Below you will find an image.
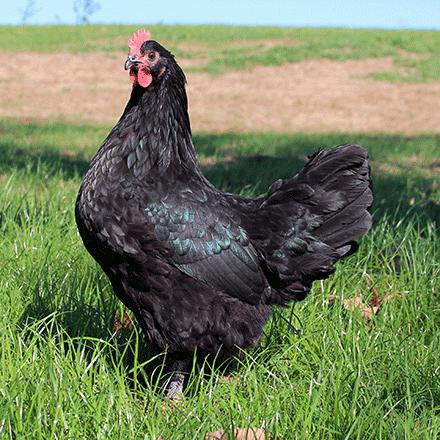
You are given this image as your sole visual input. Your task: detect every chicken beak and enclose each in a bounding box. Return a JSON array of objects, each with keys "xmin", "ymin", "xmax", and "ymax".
[
  {"xmin": 124, "ymin": 57, "xmax": 135, "ymax": 71},
  {"xmin": 125, "ymin": 53, "xmax": 145, "ymax": 70}
]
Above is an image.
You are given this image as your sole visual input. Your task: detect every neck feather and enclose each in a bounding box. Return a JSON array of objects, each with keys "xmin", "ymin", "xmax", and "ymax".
[{"xmin": 111, "ymin": 65, "xmax": 200, "ymax": 176}]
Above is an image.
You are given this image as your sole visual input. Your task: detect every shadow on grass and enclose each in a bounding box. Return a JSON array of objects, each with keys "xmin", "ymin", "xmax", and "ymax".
[
  {"xmin": 203, "ymin": 153, "xmax": 439, "ymax": 224},
  {"xmin": 19, "ymin": 267, "xmax": 116, "ymax": 337},
  {"xmin": 0, "ymin": 142, "xmax": 90, "ymax": 178},
  {"xmin": 194, "ymin": 133, "xmax": 439, "ymax": 224},
  {"xmin": 1, "ymin": 129, "xmax": 438, "ymax": 222}
]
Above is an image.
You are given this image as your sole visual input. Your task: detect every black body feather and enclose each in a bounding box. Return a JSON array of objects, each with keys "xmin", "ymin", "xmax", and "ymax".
[{"xmin": 75, "ymin": 40, "xmax": 373, "ymax": 361}]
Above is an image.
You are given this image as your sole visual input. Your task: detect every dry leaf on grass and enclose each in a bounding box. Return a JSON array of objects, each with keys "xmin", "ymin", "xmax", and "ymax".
[
  {"xmin": 205, "ymin": 427, "xmax": 267, "ymax": 440},
  {"xmin": 113, "ymin": 310, "xmax": 134, "ymax": 333},
  {"xmin": 382, "ymin": 291, "xmax": 403, "ymax": 302},
  {"xmin": 332, "ymin": 288, "xmax": 402, "ymax": 322},
  {"xmin": 343, "ymin": 291, "xmax": 380, "ymax": 321},
  {"xmin": 342, "ymin": 296, "xmax": 376, "ymax": 321},
  {"xmin": 370, "ymin": 288, "xmax": 381, "ymax": 308}
]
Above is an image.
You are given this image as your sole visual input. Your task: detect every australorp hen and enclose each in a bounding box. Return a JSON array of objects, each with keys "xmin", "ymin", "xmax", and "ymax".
[{"xmin": 75, "ymin": 30, "xmax": 373, "ymax": 398}]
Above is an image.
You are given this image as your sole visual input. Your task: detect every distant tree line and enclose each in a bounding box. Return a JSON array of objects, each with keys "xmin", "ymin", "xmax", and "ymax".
[
  {"xmin": 20, "ymin": 0, "xmax": 101, "ymax": 25},
  {"xmin": 21, "ymin": 0, "xmax": 39, "ymax": 24},
  {"xmin": 73, "ymin": 0, "xmax": 101, "ymax": 24}
]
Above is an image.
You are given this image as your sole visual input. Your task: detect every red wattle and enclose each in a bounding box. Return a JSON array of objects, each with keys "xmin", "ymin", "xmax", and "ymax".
[
  {"xmin": 129, "ymin": 70, "xmax": 136, "ymax": 85},
  {"xmin": 137, "ymin": 69, "xmax": 153, "ymax": 88}
]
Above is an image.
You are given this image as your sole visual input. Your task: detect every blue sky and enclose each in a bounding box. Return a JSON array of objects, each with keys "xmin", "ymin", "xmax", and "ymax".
[{"xmin": 3, "ymin": 0, "xmax": 440, "ymax": 29}]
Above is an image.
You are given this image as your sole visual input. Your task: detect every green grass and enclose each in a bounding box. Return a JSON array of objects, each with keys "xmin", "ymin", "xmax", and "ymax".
[
  {"xmin": 1, "ymin": 25, "xmax": 440, "ymax": 80},
  {"xmin": 0, "ymin": 118, "xmax": 438, "ymax": 438}
]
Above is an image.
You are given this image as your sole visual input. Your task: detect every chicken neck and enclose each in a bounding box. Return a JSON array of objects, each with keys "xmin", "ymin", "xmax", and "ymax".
[{"xmin": 116, "ymin": 66, "xmax": 201, "ymax": 177}]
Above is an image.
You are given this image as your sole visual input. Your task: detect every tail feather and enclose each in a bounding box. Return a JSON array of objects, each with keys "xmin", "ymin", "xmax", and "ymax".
[
  {"xmin": 252, "ymin": 144, "xmax": 373, "ymax": 305},
  {"xmin": 312, "ymin": 147, "xmax": 372, "ymax": 252},
  {"xmin": 315, "ymin": 187, "xmax": 373, "ymax": 247}
]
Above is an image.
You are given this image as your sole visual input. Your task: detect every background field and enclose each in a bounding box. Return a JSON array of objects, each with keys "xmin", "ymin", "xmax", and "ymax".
[
  {"xmin": 2, "ymin": 25, "xmax": 440, "ymax": 80},
  {"xmin": 0, "ymin": 25, "xmax": 439, "ymax": 439}
]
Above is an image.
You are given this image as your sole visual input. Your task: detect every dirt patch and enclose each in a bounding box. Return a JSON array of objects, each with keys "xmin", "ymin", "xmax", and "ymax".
[
  {"xmin": 1, "ymin": 52, "xmax": 440, "ymax": 133},
  {"xmin": 178, "ymin": 38, "xmax": 302, "ymax": 52},
  {"xmin": 396, "ymin": 49, "xmax": 428, "ymax": 60},
  {"xmin": 232, "ymin": 38, "xmax": 302, "ymax": 49},
  {"xmin": 179, "ymin": 57, "xmax": 209, "ymax": 68}
]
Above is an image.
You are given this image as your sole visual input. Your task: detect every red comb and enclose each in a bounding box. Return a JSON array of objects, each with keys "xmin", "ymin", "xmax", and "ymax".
[{"xmin": 128, "ymin": 29, "xmax": 151, "ymax": 53}]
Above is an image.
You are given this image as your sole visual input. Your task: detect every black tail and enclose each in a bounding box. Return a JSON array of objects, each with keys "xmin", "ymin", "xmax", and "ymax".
[
  {"xmin": 300, "ymin": 144, "xmax": 373, "ymax": 255},
  {"xmin": 256, "ymin": 144, "xmax": 373, "ymax": 305}
]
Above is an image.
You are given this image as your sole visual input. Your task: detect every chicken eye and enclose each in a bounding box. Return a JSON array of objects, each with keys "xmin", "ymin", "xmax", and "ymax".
[{"xmin": 148, "ymin": 52, "xmax": 156, "ymax": 61}]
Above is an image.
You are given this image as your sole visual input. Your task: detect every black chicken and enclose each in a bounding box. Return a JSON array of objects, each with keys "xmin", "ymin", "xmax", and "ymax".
[{"xmin": 75, "ymin": 30, "xmax": 373, "ymax": 398}]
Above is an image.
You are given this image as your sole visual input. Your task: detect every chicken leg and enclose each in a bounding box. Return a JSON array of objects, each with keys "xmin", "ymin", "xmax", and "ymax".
[{"xmin": 164, "ymin": 359, "xmax": 190, "ymax": 400}]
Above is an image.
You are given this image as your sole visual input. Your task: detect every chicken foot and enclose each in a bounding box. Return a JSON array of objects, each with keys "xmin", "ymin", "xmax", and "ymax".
[{"xmin": 164, "ymin": 359, "xmax": 190, "ymax": 400}]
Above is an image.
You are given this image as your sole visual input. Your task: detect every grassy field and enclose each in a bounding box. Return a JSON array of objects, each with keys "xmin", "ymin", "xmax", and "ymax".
[
  {"xmin": 2, "ymin": 25, "xmax": 440, "ymax": 80},
  {"xmin": 0, "ymin": 118, "xmax": 438, "ymax": 439},
  {"xmin": 1, "ymin": 25, "xmax": 439, "ymax": 439}
]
